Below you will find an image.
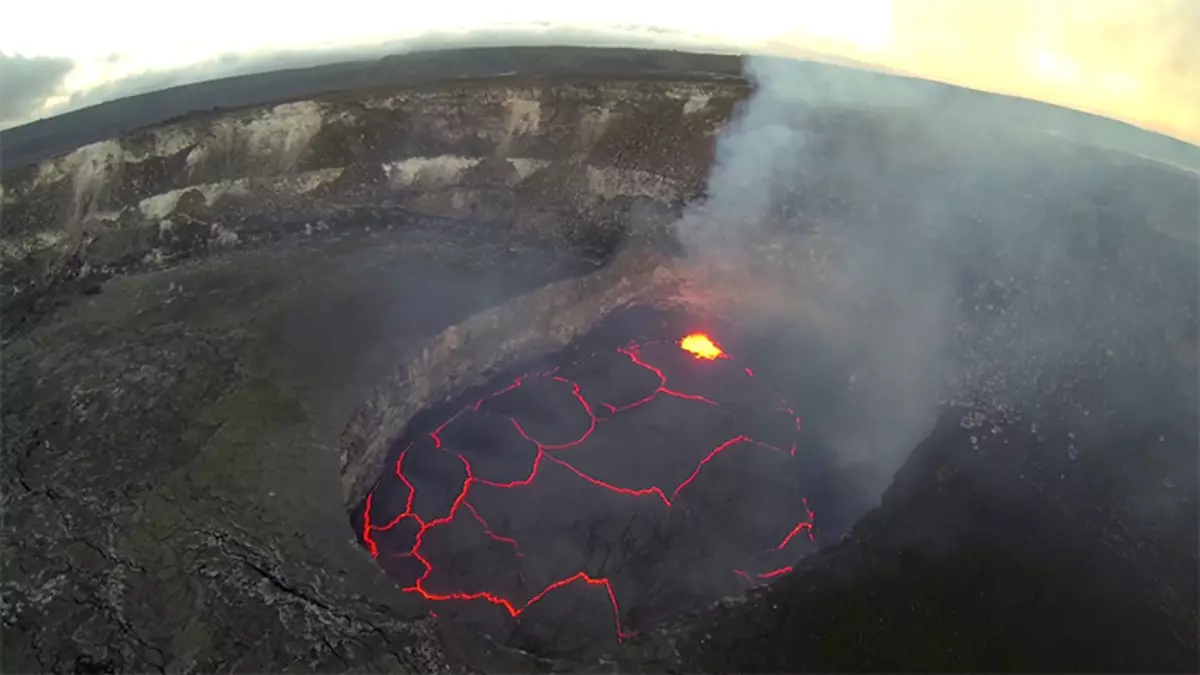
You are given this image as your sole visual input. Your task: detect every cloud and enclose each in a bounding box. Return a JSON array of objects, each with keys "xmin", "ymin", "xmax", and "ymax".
[
  {"xmin": 0, "ymin": 53, "xmax": 74, "ymax": 126},
  {"xmin": 881, "ymin": 0, "xmax": 1200, "ymax": 143},
  {"xmin": 4, "ymin": 5, "xmax": 1197, "ymax": 143},
  {"xmin": 6, "ymin": 24, "xmax": 740, "ymax": 129}
]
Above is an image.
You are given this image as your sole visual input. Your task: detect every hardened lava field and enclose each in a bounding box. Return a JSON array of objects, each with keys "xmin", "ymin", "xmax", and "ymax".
[{"xmin": 353, "ymin": 328, "xmax": 824, "ymax": 653}]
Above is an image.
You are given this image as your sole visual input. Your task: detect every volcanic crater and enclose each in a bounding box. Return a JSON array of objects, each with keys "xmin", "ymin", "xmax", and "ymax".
[
  {"xmin": 2, "ymin": 46, "xmax": 1196, "ymax": 674},
  {"xmin": 351, "ymin": 306, "xmax": 849, "ymax": 653}
]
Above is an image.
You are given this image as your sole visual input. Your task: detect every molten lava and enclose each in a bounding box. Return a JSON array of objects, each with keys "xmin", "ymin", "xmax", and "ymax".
[
  {"xmin": 679, "ymin": 332, "xmax": 725, "ymax": 360},
  {"xmin": 357, "ymin": 334, "xmax": 814, "ymax": 645}
]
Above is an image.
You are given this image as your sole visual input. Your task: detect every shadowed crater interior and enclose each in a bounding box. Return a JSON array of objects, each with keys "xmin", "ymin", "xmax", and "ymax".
[{"xmin": 350, "ymin": 306, "xmax": 862, "ymax": 655}]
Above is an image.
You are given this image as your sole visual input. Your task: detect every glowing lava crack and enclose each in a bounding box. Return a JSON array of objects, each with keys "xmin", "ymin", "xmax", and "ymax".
[{"xmin": 357, "ymin": 333, "xmax": 816, "ymax": 644}]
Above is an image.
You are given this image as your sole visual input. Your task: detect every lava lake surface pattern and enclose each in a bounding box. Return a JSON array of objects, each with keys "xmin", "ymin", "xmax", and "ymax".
[{"xmin": 353, "ymin": 325, "xmax": 821, "ymax": 653}]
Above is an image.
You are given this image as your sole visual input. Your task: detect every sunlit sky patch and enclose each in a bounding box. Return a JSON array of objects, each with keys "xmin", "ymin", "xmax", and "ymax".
[{"xmin": 1, "ymin": 0, "xmax": 1196, "ymax": 143}]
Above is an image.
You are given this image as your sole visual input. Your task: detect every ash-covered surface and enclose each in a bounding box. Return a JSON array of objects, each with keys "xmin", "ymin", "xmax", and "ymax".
[
  {"xmin": 614, "ymin": 53, "xmax": 1199, "ymax": 675},
  {"xmin": 0, "ymin": 221, "xmax": 599, "ymax": 673},
  {"xmin": 629, "ymin": 394, "xmax": 1198, "ymax": 672},
  {"xmin": 352, "ymin": 307, "xmax": 870, "ymax": 660},
  {"xmin": 1, "ymin": 46, "xmax": 1197, "ymax": 675},
  {"xmin": 620, "ymin": 89, "xmax": 1200, "ymax": 673}
]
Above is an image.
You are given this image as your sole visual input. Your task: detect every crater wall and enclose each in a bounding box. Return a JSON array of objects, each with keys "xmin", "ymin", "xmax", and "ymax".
[
  {"xmin": 4, "ymin": 74, "xmax": 1196, "ymax": 333},
  {"xmin": 0, "ymin": 81, "xmax": 742, "ymax": 309}
]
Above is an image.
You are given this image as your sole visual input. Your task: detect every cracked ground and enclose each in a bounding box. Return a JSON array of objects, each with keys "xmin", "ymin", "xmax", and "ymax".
[{"xmin": 1, "ymin": 224, "xmax": 587, "ymax": 673}]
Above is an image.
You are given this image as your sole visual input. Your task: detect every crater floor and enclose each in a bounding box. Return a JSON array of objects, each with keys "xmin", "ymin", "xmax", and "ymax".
[
  {"xmin": 355, "ymin": 317, "xmax": 840, "ymax": 656},
  {"xmin": 0, "ymin": 224, "xmax": 594, "ymax": 673}
]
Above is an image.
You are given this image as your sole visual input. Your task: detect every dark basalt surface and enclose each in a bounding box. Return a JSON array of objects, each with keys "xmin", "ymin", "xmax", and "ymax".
[
  {"xmin": 1, "ymin": 47, "xmax": 1197, "ymax": 674},
  {"xmin": 1, "ymin": 222, "xmax": 599, "ymax": 673},
  {"xmin": 352, "ymin": 306, "xmax": 845, "ymax": 660},
  {"xmin": 622, "ymin": 185, "xmax": 1200, "ymax": 671},
  {"xmin": 660, "ymin": 405, "xmax": 1197, "ymax": 673},
  {"xmin": 627, "ymin": 354, "xmax": 1198, "ymax": 671}
]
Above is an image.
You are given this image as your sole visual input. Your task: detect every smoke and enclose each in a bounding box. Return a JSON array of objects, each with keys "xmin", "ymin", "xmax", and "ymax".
[
  {"xmin": 677, "ymin": 55, "xmax": 933, "ymax": 251},
  {"xmin": 675, "ymin": 55, "xmax": 955, "ymax": 503},
  {"xmin": 674, "ymin": 53, "xmax": 1198, "ymax": 527}
]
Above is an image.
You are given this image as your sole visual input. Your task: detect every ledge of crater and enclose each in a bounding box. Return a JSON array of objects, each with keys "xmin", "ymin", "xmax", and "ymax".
[
  {"xmin": 0, "ymin": 79, "xmax": 743, "ymax": 326},
  {"xmin": 6, "ymin": 68, "xmax": 1194, "ymax": 340},
  {"xmin": 0, "ymin": 221, "xmax": 624, "ymax": 672}
]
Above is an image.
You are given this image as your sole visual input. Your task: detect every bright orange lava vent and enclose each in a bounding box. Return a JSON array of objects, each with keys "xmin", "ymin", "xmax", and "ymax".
[{"xmin": 679, "ymin": 333, "xmax": 725, "ymax": 360}]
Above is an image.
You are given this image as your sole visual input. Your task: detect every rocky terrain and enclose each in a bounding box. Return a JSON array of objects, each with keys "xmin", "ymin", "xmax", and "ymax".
[{"xmin": 1, "ymin": 48, "xmax": 1197, "ymax": 673}]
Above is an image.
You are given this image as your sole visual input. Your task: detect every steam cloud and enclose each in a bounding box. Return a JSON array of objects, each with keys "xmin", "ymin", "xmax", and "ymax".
[
  {"xmin": 676, "ymin": 54, "xmax": 1198, "ymax": 526},
  {"xmin": 676, "ymin": 55, "xmax": 954, "ymax": 505}
]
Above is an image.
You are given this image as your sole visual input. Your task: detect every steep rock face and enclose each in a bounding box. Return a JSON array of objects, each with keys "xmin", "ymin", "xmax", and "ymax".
[
  {"xmin": 6, "ymin": 74, "xmax": 1196, "ymax": 327},
  {"xmin": 0, "ymin": 82, "xmax": 739, "ymax": 316},
  {"xmin": 337, "ymin": 246, "xmax": 679, "ymax": 508}
]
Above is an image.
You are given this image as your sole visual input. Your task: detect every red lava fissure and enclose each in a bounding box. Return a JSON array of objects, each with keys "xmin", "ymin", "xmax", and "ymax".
[{"xmin": 359, "ymin": 333, "xmax": 815, "ymax": 642}]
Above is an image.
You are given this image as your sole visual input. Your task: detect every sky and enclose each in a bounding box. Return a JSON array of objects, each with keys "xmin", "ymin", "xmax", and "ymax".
[{"xmin": 1, "ymin": 0, "xmax": 1197, "ymax": 144}]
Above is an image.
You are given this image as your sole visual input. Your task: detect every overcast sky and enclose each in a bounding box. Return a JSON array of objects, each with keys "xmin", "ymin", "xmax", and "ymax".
[{"xmin": 1, "ymin": 0, "xmax": 1197, "ymax": 144}]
